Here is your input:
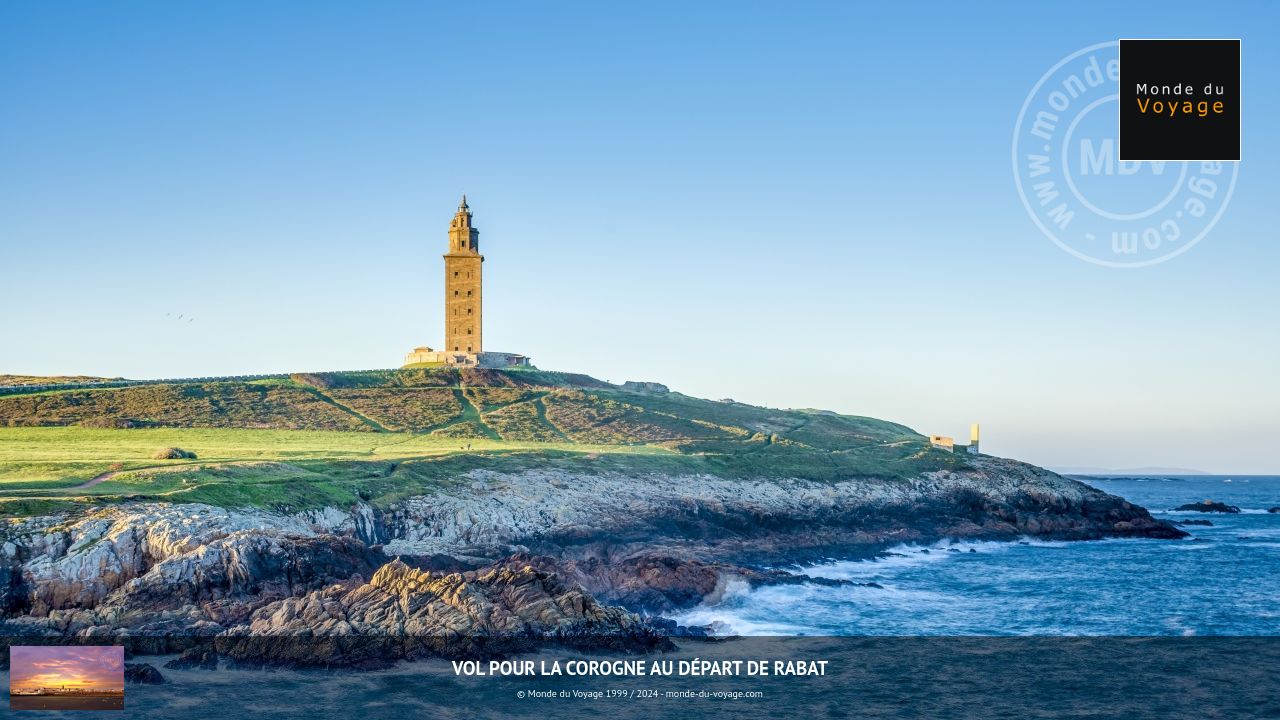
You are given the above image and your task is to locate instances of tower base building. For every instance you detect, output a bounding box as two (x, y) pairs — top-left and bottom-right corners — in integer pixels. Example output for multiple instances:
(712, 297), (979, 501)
(403, 346), (530, 368)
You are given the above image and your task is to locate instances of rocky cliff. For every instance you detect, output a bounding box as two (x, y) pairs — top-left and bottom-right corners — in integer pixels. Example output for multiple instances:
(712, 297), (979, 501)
(0, 454), (1182, 665)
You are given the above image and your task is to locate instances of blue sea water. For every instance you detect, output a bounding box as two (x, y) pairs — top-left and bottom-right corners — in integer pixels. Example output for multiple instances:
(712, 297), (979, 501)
(672, 476), (1280, 636)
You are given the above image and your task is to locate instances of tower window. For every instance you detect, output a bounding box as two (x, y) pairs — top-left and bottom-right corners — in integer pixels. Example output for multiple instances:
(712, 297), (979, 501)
(466, 290), (472, 296)
(466, 309), (472, 315)
(453, 271), (458, 277)
(467, 328), (472, 335)
(454, 290), (459, 296)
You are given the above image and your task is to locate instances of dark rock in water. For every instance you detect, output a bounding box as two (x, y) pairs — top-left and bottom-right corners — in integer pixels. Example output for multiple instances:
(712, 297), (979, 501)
(164, 648), (218, 671)
(919, 549), (931, 554)
(644, 616), (710, 638)
(1173, 500), (1241, 513)
(1174, 519), (1214, 527)
(494, 553), (872, 614)
(499, 554), (725, 613)
(968, 548), (977, 553)
(124, 663), (164, 684)
(947, 548), (960, 553)
(1269, 507), (1280, 514)
(767, 574), (852, 590)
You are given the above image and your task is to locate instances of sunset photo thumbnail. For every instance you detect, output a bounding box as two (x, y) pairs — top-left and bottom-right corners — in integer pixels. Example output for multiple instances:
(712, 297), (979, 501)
(9, 645), (124, 711)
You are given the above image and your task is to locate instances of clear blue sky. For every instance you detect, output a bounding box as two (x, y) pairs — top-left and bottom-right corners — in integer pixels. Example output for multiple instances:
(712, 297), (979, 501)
(2, 2), (1277, 473)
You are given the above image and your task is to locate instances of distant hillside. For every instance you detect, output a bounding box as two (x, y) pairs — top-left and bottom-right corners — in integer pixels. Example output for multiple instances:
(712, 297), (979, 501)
(0, 374), (120, 387)
(0, 368), (962, 495)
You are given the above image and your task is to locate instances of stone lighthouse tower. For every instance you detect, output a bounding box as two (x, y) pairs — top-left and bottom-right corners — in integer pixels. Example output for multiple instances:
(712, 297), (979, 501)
(401, 197), (530, 369)
(444, 195), (483, 353)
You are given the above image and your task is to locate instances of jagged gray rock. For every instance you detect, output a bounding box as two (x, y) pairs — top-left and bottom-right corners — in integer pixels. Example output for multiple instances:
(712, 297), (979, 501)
(215, 559), (665, 666)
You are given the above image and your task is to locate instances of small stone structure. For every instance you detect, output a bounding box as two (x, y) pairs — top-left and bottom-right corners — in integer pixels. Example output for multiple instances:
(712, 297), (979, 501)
(928, 435), (955, 452)
(403, 346), (530, 369)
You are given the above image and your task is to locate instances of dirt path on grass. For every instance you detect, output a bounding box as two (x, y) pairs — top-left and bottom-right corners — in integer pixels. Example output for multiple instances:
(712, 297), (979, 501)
(66, 462), (221, 491)
(67, 467), (158, 491)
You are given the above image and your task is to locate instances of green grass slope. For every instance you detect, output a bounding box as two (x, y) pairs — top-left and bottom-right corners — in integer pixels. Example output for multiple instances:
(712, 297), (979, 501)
(0, 368), (968, 515)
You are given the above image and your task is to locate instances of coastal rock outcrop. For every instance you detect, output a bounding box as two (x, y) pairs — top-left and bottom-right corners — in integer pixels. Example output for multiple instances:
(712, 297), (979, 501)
(216, 559), (667, 666)
(372, 456), (1184, 570)
(1174, 519), (1214, 527)
(123, 662), (165, 684)
(0, 505), (383, 641)
(1173, 500), (1241, 513)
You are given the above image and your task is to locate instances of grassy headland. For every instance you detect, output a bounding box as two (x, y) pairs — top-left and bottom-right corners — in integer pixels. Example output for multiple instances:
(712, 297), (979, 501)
(0, 367), (966, 516)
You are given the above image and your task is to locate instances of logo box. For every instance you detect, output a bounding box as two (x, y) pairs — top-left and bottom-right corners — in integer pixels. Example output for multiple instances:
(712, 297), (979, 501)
(1119, 39), (1240, 161)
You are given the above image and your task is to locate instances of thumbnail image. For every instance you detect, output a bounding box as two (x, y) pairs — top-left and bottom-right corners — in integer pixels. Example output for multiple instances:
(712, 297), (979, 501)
(9, 646), (125, 711)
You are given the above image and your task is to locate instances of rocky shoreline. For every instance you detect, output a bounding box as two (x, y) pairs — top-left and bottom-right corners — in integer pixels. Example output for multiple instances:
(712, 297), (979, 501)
(0, 455), (1183, 668)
